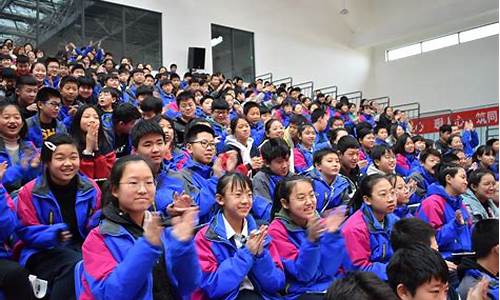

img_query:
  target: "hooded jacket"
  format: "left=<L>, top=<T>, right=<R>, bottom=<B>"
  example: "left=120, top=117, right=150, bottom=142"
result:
left=457, top=258, right=498, bottom=300
left=417, top=183, right=472, bottom=259
left=408, top=165, right=437, bottom=204
left=306, top=169, right=350, bottom=214
left=0, top=184, right=18, bottom=259
left=461, top=188, right=498, bottom=224
left=26, top=114, right=68, bottom=149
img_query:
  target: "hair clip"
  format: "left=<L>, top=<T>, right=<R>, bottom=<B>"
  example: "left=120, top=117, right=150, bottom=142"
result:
left=44, top=141, right=57, bottom=151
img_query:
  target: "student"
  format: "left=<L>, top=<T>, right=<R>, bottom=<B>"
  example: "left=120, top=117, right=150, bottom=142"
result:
left=80, top=155, right=201, bottom=299
left=374, top=125, right=389, bottom=146
left=311, top=109, right=329, bottom=149
left=198, top=95, right=213, bottom=119
left=268, top=175, right=347, bottom=299
left=387, top=244, right=450, bottom=300
left=285, top=115, right=308, bottom=148
left=408, top=149, right=441, bottom=204
left=0, top=167, right=34, bottom=300
left=131, top=119, right=187, bottom=213
left=111, top=103, right=141, bottom=158
left=260, top=105, right=272, bottom=125
left=457, top=219, right=499, bottom=300
left=452, top=120, right=479, bottom=158
left=209, top=98, right=230, bottom=153
left=394, top=134, right=420, bottom=177
left=462, top=168, right=498, bottom=223
left=417, top=163, right=472, bottom=259
left=329, top=128, right=348, bottom=147
left=275, top=98, right=293, bottom=127
left=193, top=173, right=285, bottom=299
left=243, top=101, right=265, bottom=147
left=0, top=101, right=41, bottom=193
left=293, top=123, right=316, bottom=174
left=472, top=145, right=498, bottom=180
left=342, top=174, right=399, bottom=280
left=156, top=115, right=188, bottom=171
left=307, top=148, right=351, bottom=214
left=11, top=75, right=38, bottom=119
left=140, top=96, right=163, bottom=120
left=337, top=135, right=362, bottom=192
left=77, top=76, right=97, bottom=105
left=367, top=145, right=396, bottom=176
left=387, top=174, right=413, bottom=219
left=26, top=87, right=67, bottom=148
left=325, top=271, right=397, bottom=300
left=58, top=75, right=80, bottom=130
left=135, top=85, right=154, bottom=105
left=31, top=61, right=47, bottom=88
left=44, top=57, right=61, bottom=88
left=124, top=68, right=145, bottom=104
left=253, top=138, right=292, bottom=204
left=97, top=87, right=118, bottom=131
left=158, top=79, right=176, bottom=107
left=16, top=134, right=101, bottom=300
left=435, top=125, right=452, bottom=154
left=223, top=117, right=261, bottom=175
left=357, top=127, right=375, bottom=170
left=70, top=104, right=116, bottom=180
left=447, top=134, right=464, bottom=153
left=358, top=104, right=376, bottom=128
left=173, top=91, right=196, bottom=146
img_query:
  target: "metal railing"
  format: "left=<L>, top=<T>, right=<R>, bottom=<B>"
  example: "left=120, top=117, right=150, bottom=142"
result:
left=337, top=91, right=363, bottom=107
left=314, top=85, right=338, bottom=99
left=255, top=72, right=273, bottom=83
left=293, top=81, right=314, bottom=98
left=486, top=126, right=499, bottom=140
left=368, top=96, right=390, bottom=110
left=392, top=102, right=421, bottom=119
left=272, top=77, right=293, bottom=89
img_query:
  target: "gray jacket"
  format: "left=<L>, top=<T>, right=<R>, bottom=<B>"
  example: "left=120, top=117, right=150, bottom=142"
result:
left=462, top=188, right=498, bottom=224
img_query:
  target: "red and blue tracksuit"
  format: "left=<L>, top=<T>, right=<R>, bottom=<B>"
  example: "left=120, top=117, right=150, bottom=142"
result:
left=16, top=173, right=101, bottom=266
left=293, top=144, right=313, bottom=174
left=417, top=183, right=472, bottom=259
left=268, top=210, right=347, bottom=299
left=26, top=114, right=68, bottom=149
left=0, top=185, right=18, bottom=259
left=79, top=208, right=200, bottom=300
left=395, top=153, right=419, bottom=177
left=0, top=139, right=41, bottom=194
left=193, top=211, right=285, bottom=300
left=341, top=204, right=399, bottom=280
left=306, top=169, right=350, bottom=214
left=358, top=113, right=375, bottom=128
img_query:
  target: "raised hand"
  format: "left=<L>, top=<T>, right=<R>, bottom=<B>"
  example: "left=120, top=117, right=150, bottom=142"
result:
left=0, top=161, right=8, bottom=182
left=324, top=206, right=347, bottom=233
left=68, top=105, right=79, bottom=117
left=225, top=150, right=239, bottom=172
left=85, top=122, right=99, bottom=152
left=251, top=157, right=264, bottom=170
left=167, top=192, right=195, bottom=217
left=171, top=207, right=198, bottom=242
left=307, top=217, right=325, bottom=243
left=246, top=225, right=267, bottom=255
left=455, top=210, right=465, bottom=225
left=143, top=211, right=164, bottom=246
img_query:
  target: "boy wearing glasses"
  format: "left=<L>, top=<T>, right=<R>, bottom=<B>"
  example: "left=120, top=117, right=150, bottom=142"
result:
left=26, top=87, right=67, bottom=148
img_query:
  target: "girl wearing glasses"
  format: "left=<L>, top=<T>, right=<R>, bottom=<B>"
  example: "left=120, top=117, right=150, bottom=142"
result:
left=80, top=155, right=200, bottom=299
left=268, top=176, right=347, bottom=300
left=16, top=133, right=101, bottom=299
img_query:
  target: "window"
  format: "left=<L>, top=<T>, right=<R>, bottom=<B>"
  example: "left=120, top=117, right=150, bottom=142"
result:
left=0, top=0, right=162, bottom=68
left=386, top=22, right=498, bottom=62
left=211, top=24, right=255, bottom=82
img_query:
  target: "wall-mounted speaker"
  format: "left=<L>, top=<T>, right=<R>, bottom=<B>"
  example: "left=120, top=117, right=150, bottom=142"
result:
left=188, top=47, right=206, bottom=70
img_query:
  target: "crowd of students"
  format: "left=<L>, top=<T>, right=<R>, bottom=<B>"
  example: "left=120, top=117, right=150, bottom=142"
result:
left=0, top=38, right=498, bottom=300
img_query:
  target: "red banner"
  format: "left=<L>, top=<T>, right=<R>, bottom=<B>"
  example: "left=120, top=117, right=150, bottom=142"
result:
left=412, top=106, right=499, bottom=134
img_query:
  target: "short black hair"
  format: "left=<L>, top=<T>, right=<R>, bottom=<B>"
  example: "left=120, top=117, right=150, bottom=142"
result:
left=486, top=138, right=499, bottom=147
left=259, top=105, right=270, bottom=115
left=71, top=63, right=86, bottom=73
left=326, top=271, right=397, bottom=300
left=200, top=95, right=213, bottom=106
left=100, top=87, right=119, bottom=100
left=77, top=76, right=95, bottom=88
left=135, top=85, right=154, bottom=97
left=370, top=144, right=394, bottom=163
left=439, top=124, right=452, bottom=134
left=472, top=219, right=499, bottom=258
left=45, top=57, right=60, bottom=67
left=420, top=148, right=441, bottom=163
left=184, top=122, right=215, bottom=143
left=311, top=108, right=326, bottom=124
left=289, top=114, right=307, bottom=126
left=59, top=75, right=78, bottom=89
left=159, top=79, right=172, bottom=87
left=374, top=125, right=388, bottom=134
left=212, top=98, right=230, bottom=111
left=130, top=119, right=165, bottom=149
left=313, top=148, right=338, bottom=167
left=357, top=127, right=374, bottom=142
left=243, top=101, right=260, bottom=115
left=170, top=73, right=180, bottom=80
left=391, top=218, right=436, bottom=251
left=337, top=135, right=360, bottom=154
left=16, top=75, right=37, bottom=88
left=112, top=103, right=141, bottom=125
left=387, top=244, right=448, bottom=297
left=35, top=87, right=61, bottom=103
left=16, top=54, right=29, bottom=64
left=175, top=91, right=194, bottom=106
left=140, top=96, right=163, bottom=114
left=41, top=133, right=78, bottom=163
left=261, top=138, right=290, bottom=163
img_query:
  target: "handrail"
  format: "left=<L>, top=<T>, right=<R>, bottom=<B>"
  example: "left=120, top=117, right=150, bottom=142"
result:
left=486, top=126, right=499, bottom=140
left=392, top=102, right=421, bottom=119
left=273, top=77, right=293, bottom=89
left=368, top=96, right=390, bottom=110
left=337, top=91, right=363, bottom=107
left=314, top=85, right=338, bottom=99
left=293, top=81, right=314, bottom=98
left=255, top=72, right=272, bottom=83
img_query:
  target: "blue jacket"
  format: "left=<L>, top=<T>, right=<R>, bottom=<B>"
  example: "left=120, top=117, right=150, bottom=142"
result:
left=81, top=213, right=200, bottom=300
left=58, top=104, right=77, bottom=131
left=268, top=210, right=346, bottom=299
left=341, top=204, right=399, bottom=280
left=250, top=122, right=265, bottom=147
left=0, top=185, right=18, bottom=259
left=193, top=211, right=285, bottom=300
left=26, top=114, right=67, bottom=149
left=417, top=183, right=472, bottom=259
left=409, top=165, right=437, bottom=204
left=307, top=169, right=350, bottom=214
left=393, top=205, right=413, bottom=219
left=153, top=160, right=187, bottom=213
left=209, top=120, right=228, bottom=154
left=462, top=130, right=479, bottom=158
left=0, top=139, right=41, bottom=193
left=314, top=128, right=329, bottom=149
left=16, top=173, right=101, bottom=265
left=159, top=90, right=175, bottom=107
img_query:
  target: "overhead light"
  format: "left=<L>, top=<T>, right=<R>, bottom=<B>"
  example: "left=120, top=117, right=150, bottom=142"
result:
left=211, top=36, right=223, bottom=47
left=339, top=0, right=349, bottom=15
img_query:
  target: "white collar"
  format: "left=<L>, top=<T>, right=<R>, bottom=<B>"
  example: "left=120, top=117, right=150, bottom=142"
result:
left=222, top=213, right=248, bottom=240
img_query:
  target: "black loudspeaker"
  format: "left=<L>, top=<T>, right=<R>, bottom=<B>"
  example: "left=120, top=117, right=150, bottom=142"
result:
left=188, top=47, right=205, bottom=70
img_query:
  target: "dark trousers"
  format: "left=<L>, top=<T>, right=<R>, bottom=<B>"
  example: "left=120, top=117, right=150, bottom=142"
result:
left=0, top=258, right=33, bottom=300
left=236, top=289, right=264, bottom=300
left=297, top=293, right=326, bottom=300
left=26, top=247, right=82, bottom=300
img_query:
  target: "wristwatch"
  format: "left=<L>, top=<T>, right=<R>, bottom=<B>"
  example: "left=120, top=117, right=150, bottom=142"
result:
left=82, top=149, right=95, bottom=157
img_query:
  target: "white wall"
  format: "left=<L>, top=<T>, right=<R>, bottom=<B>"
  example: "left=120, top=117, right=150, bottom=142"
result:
left=103, top=0, right=371, bottom=92
left=365, top=34, right=499, bottom=113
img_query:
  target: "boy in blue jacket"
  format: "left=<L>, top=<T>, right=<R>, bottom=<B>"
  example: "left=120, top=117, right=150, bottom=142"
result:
left=243, top=101, right=265, bottom=147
